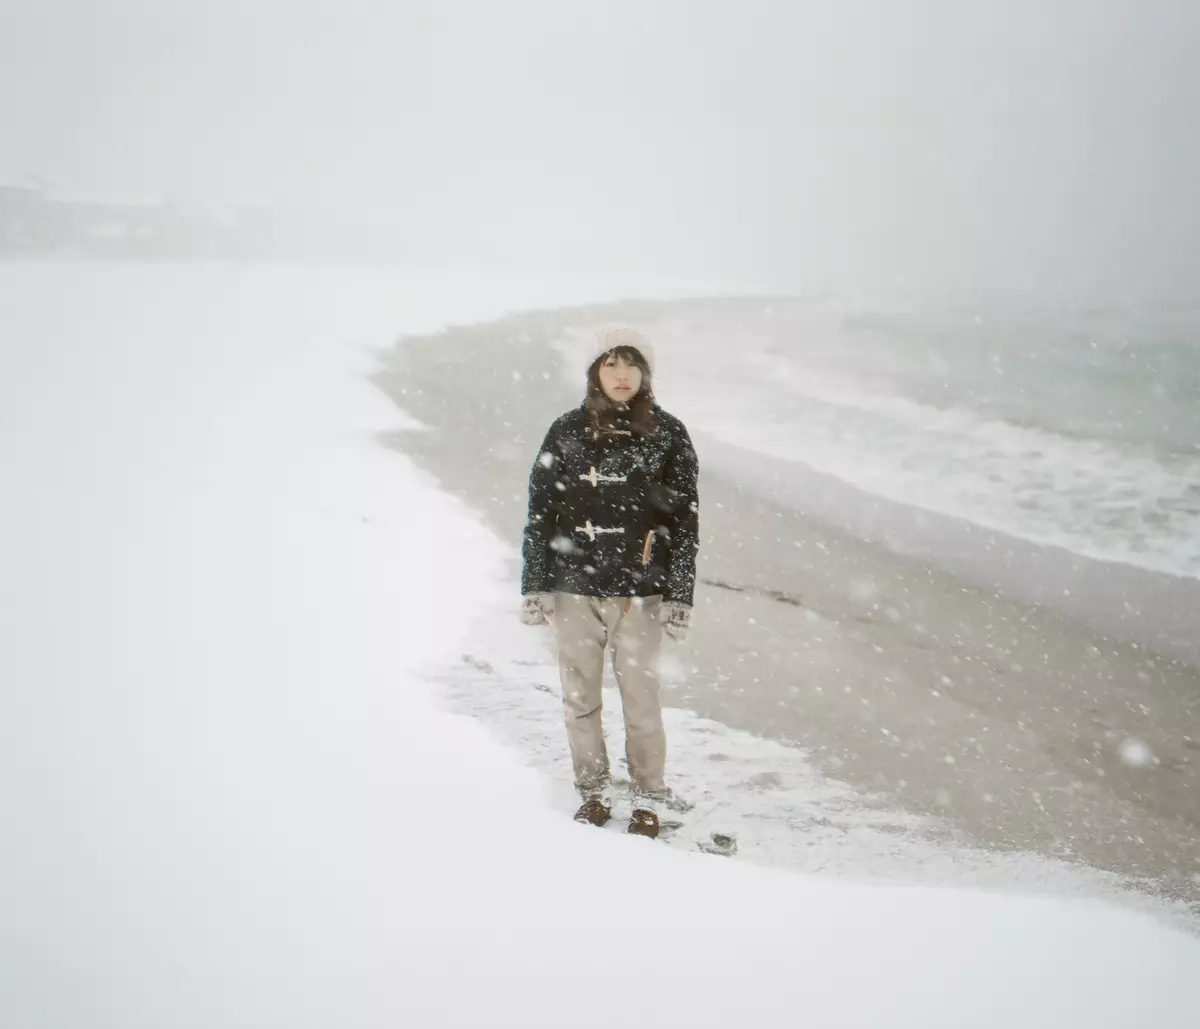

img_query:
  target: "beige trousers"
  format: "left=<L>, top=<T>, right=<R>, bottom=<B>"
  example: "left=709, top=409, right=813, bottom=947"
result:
left=553, top=593, right=667, bottom=802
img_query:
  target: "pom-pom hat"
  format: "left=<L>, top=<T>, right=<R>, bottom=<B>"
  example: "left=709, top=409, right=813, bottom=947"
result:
left=586, top=326, right=656, bottom=375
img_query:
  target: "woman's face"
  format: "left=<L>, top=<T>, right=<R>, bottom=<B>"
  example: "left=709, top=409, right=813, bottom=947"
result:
left=597, top=353, right=643, bottom=403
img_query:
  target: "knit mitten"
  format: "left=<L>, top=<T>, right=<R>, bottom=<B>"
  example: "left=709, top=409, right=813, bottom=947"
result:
left=663, top=602, right=692, bottom=641
left=520, top=593, right=555, bottom=626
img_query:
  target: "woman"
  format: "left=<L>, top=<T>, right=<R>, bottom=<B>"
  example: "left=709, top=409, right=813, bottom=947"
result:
left=520, top=326, right=699, bottom=838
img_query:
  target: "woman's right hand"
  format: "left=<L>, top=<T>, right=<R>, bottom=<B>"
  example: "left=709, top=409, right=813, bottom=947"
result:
left=520, top=594, right=555, bottom=626
left=663, top=602, right=692, bottom=641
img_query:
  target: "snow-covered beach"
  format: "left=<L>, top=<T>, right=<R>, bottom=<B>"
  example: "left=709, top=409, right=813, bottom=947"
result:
left=379, top=295, right=1200, bottom=904
left=3, top=263, right=1198, bottom=1028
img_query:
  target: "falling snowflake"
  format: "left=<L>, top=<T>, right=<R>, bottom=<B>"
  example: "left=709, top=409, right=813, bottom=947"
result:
left=1118, top=738, right=1155, bottom=768
left=850, top=577, right=878, bottom=601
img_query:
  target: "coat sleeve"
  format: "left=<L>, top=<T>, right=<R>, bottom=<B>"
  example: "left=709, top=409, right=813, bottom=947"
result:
left=521, top=420, right=561, bottom=596
left=662, top=421, right=700, bottom=607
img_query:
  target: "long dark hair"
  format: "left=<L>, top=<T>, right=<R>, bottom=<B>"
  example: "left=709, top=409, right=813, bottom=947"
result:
left=585, top=345, right=656, bottom=438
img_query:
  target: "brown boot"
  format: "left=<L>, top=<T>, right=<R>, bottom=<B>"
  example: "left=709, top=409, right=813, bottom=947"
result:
left=574, top=796, right=612, bottom=827
left=628, top=809, right=660, bottom=839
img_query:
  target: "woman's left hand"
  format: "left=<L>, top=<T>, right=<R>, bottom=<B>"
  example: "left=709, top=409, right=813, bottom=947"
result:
left=663, top=602, right=692, bottom=642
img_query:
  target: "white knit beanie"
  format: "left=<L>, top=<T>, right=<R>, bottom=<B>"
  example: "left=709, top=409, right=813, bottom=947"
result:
left=587, top=325, right=656, bottom=375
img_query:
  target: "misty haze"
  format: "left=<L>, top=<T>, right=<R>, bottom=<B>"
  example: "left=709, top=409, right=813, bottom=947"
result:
left=2, top=3, right=1199, bottom=1028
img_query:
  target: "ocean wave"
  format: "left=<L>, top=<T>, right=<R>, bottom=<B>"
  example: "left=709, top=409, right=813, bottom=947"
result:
left=654, top=320, right=1200, bottom=581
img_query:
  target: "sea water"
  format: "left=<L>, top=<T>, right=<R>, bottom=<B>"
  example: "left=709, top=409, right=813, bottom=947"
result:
left=655, top=299, right=1200, bottom=581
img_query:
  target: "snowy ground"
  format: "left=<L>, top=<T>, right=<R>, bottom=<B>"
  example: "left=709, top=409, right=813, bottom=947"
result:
left=3, top=264, right=1199, bottom=1028
left=441, top=611, right=1197, bottom=913
left=379, top=305, right=1200, bottom=903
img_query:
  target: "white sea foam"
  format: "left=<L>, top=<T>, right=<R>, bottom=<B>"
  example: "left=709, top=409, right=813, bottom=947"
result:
left=621, top=308, right=1200, bottom=580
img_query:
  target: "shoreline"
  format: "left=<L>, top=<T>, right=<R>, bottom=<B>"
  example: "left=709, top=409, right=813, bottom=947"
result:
left=374, top=301, right=1200, bottom=908
left=697, top=432, right=1200, bottom=668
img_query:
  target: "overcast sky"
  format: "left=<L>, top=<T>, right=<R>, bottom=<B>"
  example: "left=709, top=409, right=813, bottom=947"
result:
left=2, top=0, right=1197, bottom=296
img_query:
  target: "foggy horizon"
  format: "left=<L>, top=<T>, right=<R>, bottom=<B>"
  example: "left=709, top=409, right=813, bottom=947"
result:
left=2, top=1, right=1198, bottom=298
